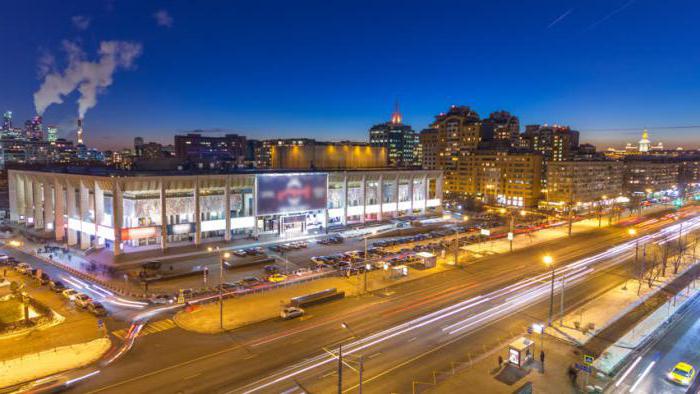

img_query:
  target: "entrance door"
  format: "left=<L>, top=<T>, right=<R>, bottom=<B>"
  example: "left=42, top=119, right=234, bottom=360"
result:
left=281, top=214, right=306, bottom=235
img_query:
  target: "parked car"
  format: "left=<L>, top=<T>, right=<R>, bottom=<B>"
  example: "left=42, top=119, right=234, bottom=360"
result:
left=74, top=293, right=93, bottom=308
left=49, top=280, right=66, bottom=292
left=15, top=263, right=31, bottom=274
left=267, top=273, right=288, bottom=283
left=38, top=272, right=51, bottom=285
left=88, top=301, right=108, bottom=316
left=280, top=306, right=304, bottom=320
left=264, top=264, right=280, bottom=274
left=237, top=277, right=262, bottom=288
left=233, top=249, right=248, bottom=257
left=62, top=288, right=79, bottom=301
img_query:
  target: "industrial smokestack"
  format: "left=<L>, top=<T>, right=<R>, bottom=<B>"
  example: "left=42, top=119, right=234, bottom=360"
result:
left=77, top=118, right=84, bottom=145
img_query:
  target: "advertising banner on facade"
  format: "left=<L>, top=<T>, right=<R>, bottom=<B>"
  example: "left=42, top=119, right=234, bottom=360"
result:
left=256, top=173, right=327, bottom=215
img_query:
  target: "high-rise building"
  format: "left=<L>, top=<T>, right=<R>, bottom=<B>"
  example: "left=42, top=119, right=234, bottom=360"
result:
left=523, top=124, right=580, bottom=161
left=368, top=104, right=419, bottom=167
left=174, top=132, right=247, bottom=163
left=638, top=129, right=651, bottom=153
left=134, top=136, right=145, bottom=156
left=545, top=160, right=624, bottom=208
left=47, top=125, right=57, bottom=144
left=2, top=111, right=11, bottom=130
left=419, top=128, right=439, bottom=170
left=482, top=111, right=520, bottom=147
left=429, top=105, right=491, bottom=192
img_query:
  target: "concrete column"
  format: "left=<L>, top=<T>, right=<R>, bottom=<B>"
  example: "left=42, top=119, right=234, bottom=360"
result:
left=342, top=174, right=348, bottom=226
left=33, top=179, right=44, bottom=229
left=24, top=176, right=33, bottom=223
left=14, top=174, right=25, bottom=222
left=378, top=174, right=384, bottom=221
left=395, top=174, right=400, bottom=213
left=54, top=180, right=65, bottom=242
left=436, top=173, right=444, bottom=201
left=160, top=179, right=168, bottom=250
left=112, top=180, right=123, bottom=256
left=79, top=181, right=90, bottom=249
left=94, top=181, right=104, bottom=246
left=422, top=174, right=428, bottom=213
left=9, top=173, right=19, bottom=222
left=66, top=182, right=77, bottom=246
left=409, top=175, right=415, bottom=213
left=43, top=179, right=53, bottom=231
left=360, top=175, right=366, bottom=223
left=224, top=176, right=231, bottom=241
left=194, top=178, right=201, bottom=245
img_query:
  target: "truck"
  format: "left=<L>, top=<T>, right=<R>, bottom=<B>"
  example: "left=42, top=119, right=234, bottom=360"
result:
left=289, top=288, right=345, bottom=308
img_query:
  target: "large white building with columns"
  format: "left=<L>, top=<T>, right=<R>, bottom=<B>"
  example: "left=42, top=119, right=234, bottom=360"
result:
left=8, top=168, right=443, bottom=257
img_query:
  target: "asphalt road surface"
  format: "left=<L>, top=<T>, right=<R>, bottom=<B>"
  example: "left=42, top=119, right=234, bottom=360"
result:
left=609, top=290, right=700, bottom=394
left=63, top=212, right=698, bottom=394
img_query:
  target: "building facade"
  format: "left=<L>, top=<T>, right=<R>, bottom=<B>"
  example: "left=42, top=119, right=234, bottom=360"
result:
left=174, top=133, right=247, bottom=162
left=545, top=160, right=624, bottom=207
left=419, top=128, right=439, bottom=170
left=9, top=168, right=443, bottom=257
left=445, top=150, right=543, bottom=207
left=269, top=142, right=388, bottom=169
left=623, top=157, right=680, bottom=193
left=524, top=125, right=580, bottom=162
left=482, top=111, right=520, bottom=147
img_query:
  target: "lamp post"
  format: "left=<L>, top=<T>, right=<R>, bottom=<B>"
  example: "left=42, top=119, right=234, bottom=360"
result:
left=340, top=322, right=364, bottom=394
left=210, top=246, right=231, bottom=330
left=543, top=255, right=555, bottom=326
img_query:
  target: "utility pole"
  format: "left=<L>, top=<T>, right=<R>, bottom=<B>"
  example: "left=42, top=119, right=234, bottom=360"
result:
left=560, top=274, right=565, bottom=326
left=567, top=200, right=573, bottom=236
left=509, top=212, right=514, bottom=252
left=358, top=355, right=364, bottom=394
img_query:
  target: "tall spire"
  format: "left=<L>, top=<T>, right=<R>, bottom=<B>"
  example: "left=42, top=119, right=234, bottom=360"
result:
left=390, top=99, right=402, bottom=125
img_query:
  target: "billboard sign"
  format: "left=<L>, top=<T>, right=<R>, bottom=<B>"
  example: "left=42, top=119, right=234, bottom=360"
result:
left=256, top=173, right=327, bottom=215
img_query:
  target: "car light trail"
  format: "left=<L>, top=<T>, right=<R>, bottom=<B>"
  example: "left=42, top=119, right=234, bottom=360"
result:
left=234, top=215, right=700, bottom=394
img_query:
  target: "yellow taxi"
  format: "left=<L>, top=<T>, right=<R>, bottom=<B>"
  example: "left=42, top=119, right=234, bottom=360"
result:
left=267, top=273, right=288, bottom=283
left=667, top=362, right=695, bottom=386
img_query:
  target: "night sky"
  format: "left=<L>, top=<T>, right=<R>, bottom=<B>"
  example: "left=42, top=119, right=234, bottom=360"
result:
left=2, top=0, right=699, bottom=150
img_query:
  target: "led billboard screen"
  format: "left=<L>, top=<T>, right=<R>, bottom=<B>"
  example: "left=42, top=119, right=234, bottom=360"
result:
left=256, top=173, right=327, bottom=215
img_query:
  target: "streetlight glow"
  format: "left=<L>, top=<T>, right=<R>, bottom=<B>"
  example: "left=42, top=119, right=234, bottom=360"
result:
left=628, top=228, right=637, bottom=236
left=543, top=255, right=553, bottom=266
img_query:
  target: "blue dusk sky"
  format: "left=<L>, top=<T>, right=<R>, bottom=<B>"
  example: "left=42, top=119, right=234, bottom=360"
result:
left=1, top=0, right=699, bottom=150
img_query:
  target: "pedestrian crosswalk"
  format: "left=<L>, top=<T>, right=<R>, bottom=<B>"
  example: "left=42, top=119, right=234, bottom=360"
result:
left=111, top=318, right=177, bottom=340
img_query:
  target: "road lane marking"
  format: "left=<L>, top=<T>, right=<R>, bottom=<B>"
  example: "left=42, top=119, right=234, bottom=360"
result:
left=629, top=360, right=655, bottom=392
left=111, top=318, right=176, bottom=340
left=615, top=356, right=642, bottom=387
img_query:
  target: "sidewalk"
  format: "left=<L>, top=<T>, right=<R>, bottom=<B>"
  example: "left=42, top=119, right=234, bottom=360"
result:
left=429, top=335, right=578, bottom=394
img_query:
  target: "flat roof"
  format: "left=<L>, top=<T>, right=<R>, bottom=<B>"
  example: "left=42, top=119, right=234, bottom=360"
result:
left=8, top=165, right=438, bottom=177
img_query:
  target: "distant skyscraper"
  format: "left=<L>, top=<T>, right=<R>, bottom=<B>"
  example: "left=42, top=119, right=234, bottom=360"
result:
left=47, top=125, right=57, bottom=144
left=368, top=103, right=419, bottom=167
left=2, top=111, right=11, bottom=130
left=134, top=136, right=145, bottom=156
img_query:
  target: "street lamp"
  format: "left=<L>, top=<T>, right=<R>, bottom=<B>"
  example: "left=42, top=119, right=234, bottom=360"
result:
left=364, top=263, right=372, bottom=294
left=340, top=322, right=364, bottom=394
left=543, top=255, right=555, bottom=326
left=627, top=228, right=640, bottom=293
left=209, top=246, right=231, bottom=330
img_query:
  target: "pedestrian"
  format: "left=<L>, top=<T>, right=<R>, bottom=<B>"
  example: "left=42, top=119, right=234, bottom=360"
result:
left=540, top=350, right=545, bottom=372
left=498, top=355, right=503, bottom=368
left=3, top=268, right=6, bottom=278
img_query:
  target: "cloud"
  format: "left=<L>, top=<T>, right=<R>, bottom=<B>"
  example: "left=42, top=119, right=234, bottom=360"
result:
left=153, top=9, right=173, bottom=28
left=37, top=49, right=55, bottom=78
left=71, top=15, right=91, bottom=30
left=547, top=9, right=573, bottom=29
left=33, top=40, right=143, bottom=118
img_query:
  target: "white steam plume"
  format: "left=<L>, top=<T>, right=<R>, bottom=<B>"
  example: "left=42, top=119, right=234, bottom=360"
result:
left=33, top=40, right=142, bottom=118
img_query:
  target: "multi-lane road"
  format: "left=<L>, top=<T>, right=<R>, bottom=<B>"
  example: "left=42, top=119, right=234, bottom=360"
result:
left=57, top=208, right=698, bottom=394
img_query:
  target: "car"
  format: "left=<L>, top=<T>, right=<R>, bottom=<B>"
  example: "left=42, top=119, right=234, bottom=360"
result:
left=62, top=288, right=79, bottom=301
left=88, top=301, right=108, bottom=316
left=264, top=264, right=280, bottom=274
left=233, top=250, right=248, bottom=257
left=267, top=273, right=288, bottom=283
left=280, top=306, right=304, bottom=319
left=49, top=280, right=66, bottom=292
left=15, top=263, right=31, bottom=274
left=38, top=272, right=51, bottom=285
left=668, top=362, right=695, bottom=386
left=150, top=294, right=174, bottom=305
left=74, top=293, right=93, bottom=308
left=237, top=277, right=262, bottom=288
